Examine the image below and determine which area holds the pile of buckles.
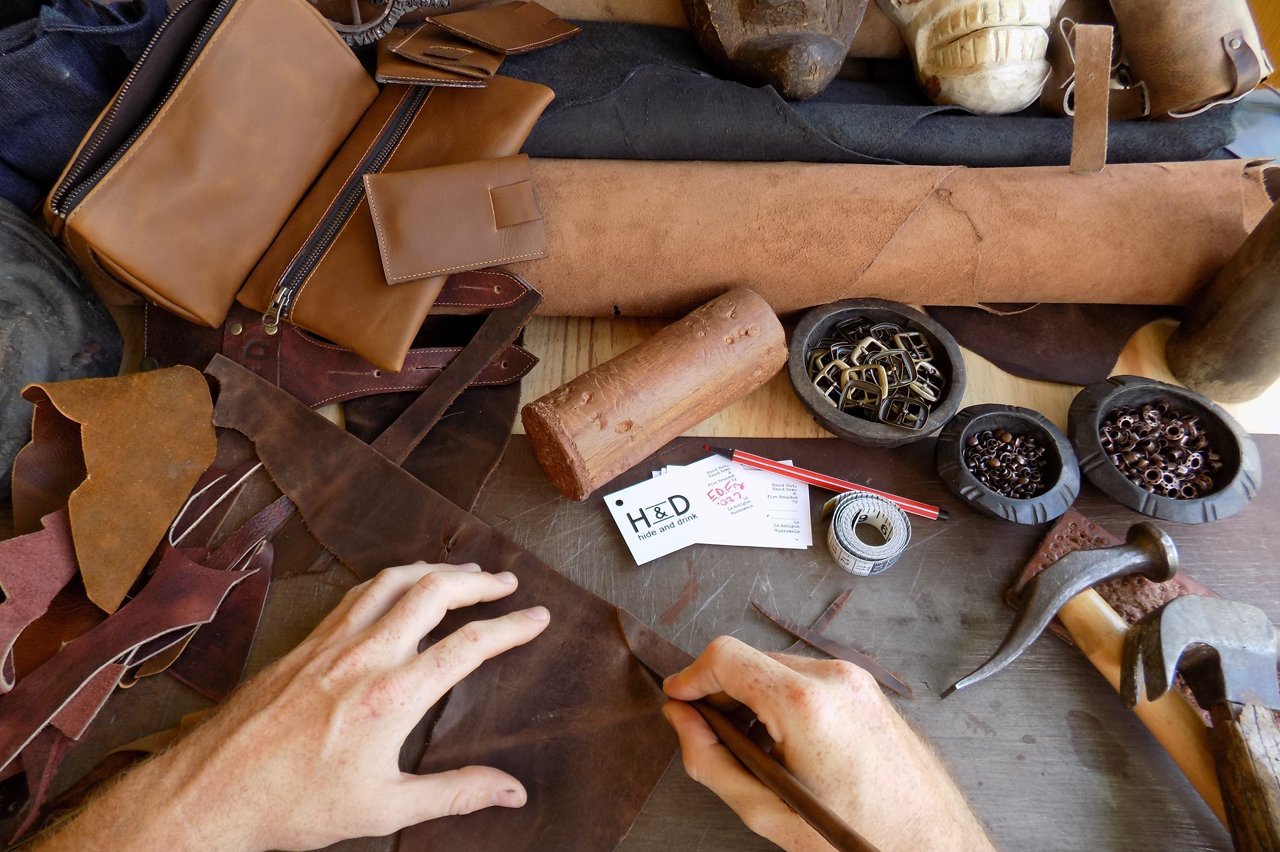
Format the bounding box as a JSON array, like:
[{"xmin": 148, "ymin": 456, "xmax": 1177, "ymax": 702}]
[{"xmin": 806, "ymin": 317, "xmax": 947, "ymax": 430}]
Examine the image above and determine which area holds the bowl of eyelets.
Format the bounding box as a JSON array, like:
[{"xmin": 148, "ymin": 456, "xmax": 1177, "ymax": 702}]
[
  {"xmin": 788, "ymin": 299, "xmax": 967, "ymax": 448},
  {"xmin": 935, "ymin": 404, "xmax": 1080, "ymax": 525},
  {"xmin": 1068, "ymin": 376, "xmax": 1262, "ymax": 524}
]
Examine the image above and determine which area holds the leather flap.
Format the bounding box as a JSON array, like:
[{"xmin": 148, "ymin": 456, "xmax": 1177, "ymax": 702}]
[
  {"xmin": 365, "ymin": 154, "xmax": 547, "ymax": 284},
  {"xmin": 392, "ymin": 23, "xmax": 504, "ymax": 78},
  {"xmin": 431, "ymin": 0, "xmax": 581, "ymax": 55},
  {"xmin": 376, "ymin": 35, "xmax": 486, "ymax": 88}
]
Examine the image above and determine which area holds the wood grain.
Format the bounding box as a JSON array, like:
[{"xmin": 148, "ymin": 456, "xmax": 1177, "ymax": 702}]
[{"xmin": 1211, "ymin": 702, "xmax": 1280, "ymax": 852}]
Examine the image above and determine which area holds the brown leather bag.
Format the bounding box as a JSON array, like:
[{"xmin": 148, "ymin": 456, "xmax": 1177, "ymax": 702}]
[{"xmin": 42, "ymin": 0, "xmax": 377, "ymax": 326}]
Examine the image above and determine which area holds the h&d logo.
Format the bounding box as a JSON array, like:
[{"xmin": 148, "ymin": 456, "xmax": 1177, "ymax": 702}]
[{"xmin": 617, "ymin": 493, "xmax": 697, "ymax": 540}]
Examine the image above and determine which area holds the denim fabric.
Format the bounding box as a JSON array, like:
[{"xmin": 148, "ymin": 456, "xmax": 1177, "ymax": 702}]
[{"xmin": 0, "ymin": 0, "xmax": 166, "ymax": 213}]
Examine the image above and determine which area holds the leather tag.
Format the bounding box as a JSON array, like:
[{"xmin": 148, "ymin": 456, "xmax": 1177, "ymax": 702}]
[
  {"xmin": 1068, "ymin": 24, "xmax": 1111, "ymax": 174},
  {"xmin": 431, "ymin": 0, "xmax": 581, "ymax": 55},
  {"xmin": 376, "ymin": 35, "xmax": 486, "ymax": 88},
  {"xmin": 365, "ymin": 154, "xmax": 548, "ymax": 284},
  {"xmin": 391, "ymin": 24, "xmax": 503, "ymax": 79}
]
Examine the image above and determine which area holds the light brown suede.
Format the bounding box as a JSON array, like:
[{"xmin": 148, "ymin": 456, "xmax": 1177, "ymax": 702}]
[{"xmin": 521, "ymin": 159, "xmax": 1277, "ymax": 317}]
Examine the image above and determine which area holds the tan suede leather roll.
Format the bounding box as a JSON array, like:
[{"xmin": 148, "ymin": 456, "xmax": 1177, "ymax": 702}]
[{"xmin": 521, "ymin": 159, "xmax": 1277, "ymax": 317}]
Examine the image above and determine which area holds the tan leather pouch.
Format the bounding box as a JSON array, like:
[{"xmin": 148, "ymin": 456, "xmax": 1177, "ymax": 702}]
[
  {"xmin": 43, "ymin": 0, "xmax": 377, "ymax": 326},
  {"xmin": 237, "ymin": 77, "xmax": 554, "ymax": 373},
  {"xmin": 376, "ymin": 32, "xmax": 486, "ymax": 88},
  {"xmin": 432, "ymin": 1, "xmax": 582, "ymax": 55},
  {"xmin": 392, "ymin": 23, "xmax": 504, "ymax": 78},
  {"xmin": 365, "ymin": 155, "xmax": 546, "ymax": 285},
  {"xmin": 1109, "ymin": 0, "xmax": 1273, "ymax": 117}
]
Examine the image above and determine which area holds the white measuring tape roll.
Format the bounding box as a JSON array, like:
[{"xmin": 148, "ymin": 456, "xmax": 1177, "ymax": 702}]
[{"xmin": 823, "ymin": 492, "xmax": 912, "ymax": 576}]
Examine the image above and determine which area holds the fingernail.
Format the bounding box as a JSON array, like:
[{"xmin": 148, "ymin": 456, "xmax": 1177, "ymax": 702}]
[
  {"xmin": 495, "ymin": 571, "xmax": 517, "ymax": 585},
  {"xmin": 459, "ymin": 563, "xmax": 482, "ymax": 572},
  {"xmin": 495, "ymin": 787, "xmax": 527, "ymax": 808},
  {"xmin": 523, "ymin": 606, "xmax": 550, "ymax": 622}
]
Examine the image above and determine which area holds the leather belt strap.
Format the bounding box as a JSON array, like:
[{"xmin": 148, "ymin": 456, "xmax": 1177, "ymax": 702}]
[{"xmin": 1069, "ymin": 24, "xmax": 1112, "ymax": 174}]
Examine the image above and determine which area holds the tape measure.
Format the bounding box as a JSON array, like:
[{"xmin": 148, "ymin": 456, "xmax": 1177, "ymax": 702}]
[{"xmin": 822, "ymin": 492, "xmax": 912, "ymax": 576}]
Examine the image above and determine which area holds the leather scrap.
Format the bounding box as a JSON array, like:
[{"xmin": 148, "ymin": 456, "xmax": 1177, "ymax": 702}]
[
  {"xmin": 205, "ymin": 355, "xmax": 676, "ymax": 852},
  {"xmin": 0, "ymin": 511, "xmax": 78, "ymax": 692},
  {"xmin": 0, "ymin": 548, "xmax": 250, "ymax": 772},
  {"xmin": 1068, "ymin": 24, "xmax": 1112, "ymax": 174},
  {"xmin": 10, "ymin": 367, "xmax": 217, "ymax": 613}
]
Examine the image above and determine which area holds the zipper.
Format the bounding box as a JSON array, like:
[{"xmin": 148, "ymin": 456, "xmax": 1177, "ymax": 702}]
[
  {"xmin": 49, "ymin": 0, "xmax": 236, "ymax": 217},
  {"xmin": 262, "ymin": 86, "xmax": 429, "ymax": 335}
]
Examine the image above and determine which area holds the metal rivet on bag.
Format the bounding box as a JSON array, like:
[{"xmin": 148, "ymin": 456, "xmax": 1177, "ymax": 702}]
[
  {"xmin": 229, "ymin": 322, "xmax": 244, "ymax": 335},
  {"xmin": 1229, "ymin": 37, "xmax": 1243, "ymax": 49}
]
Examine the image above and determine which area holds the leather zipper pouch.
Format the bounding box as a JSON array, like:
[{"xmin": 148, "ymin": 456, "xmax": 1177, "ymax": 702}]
[
  {"xmin": 43, "ymin": 0, "xmax": 377, "ymax": 326},
  {"xmin": 376, "ymin": 31, "xmax": 486, "ymax": 88},
  {"xmin": 431, "ymin": 1, "xmax": 581, "ymax": 55},
  {"xmin": 365, "ymin": 154, "xmax": 547, "ymax": 285},
  {"xmin": 391, "ymin": 23, "xmax": 504, "ymax": 78},
  {"xmin": 237, "ymin": 77, "xmax": 554, "ymax": 373}
]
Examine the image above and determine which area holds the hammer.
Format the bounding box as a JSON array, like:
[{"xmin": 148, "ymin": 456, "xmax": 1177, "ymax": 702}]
[{"xmin": 1122, "ymin": 596, "xmax": 1280, "ymax": 851}]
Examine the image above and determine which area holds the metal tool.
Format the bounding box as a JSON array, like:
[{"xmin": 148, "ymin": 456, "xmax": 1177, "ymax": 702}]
[
  {"xmin": 1122, "ymin": 596, "xmax": 1280, "ymax": 851},
  {"xmin": 943, "ymin": 522, "xmax": 1178, "ymax": 697},
  {"xmin": 750, "ymin": 599, "xmax": 914, "ymax": 699},
  {"xmin": 617, "ymin": 609, "xmax": 880, "ymax": 852}
]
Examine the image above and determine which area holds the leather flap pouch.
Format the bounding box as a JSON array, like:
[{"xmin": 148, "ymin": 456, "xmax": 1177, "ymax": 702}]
[
  {"xmin": 430, "ymin": 1, "xmax": 581, "ymax": 55},
  {"xmin": 365, "ymin": 154, "xmax": 547, "ymax": 284},
  {"xmin": 392, "ymin": 24, "xmax": 504, "ymax": 78},
  {"xmin": 376, "ymin": 34, "xmax": 486, "ymax": 87}
]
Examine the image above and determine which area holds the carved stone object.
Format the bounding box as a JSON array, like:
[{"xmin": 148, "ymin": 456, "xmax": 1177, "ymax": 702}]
[
  {"xmin": 876, "ymin": 0, "xmax": 1064, "ymax": 114},
  {"xmin": 684, "ymin": 0, "xmax": 870, "ymax": 99}
]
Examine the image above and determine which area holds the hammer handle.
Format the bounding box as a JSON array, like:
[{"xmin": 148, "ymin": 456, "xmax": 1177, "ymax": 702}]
[{"xmin": 1210, "ymin": 702, "xmax": 1280, "ymax": 851}]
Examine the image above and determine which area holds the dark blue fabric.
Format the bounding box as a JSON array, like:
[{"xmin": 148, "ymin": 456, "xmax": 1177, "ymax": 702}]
[{"xmin": 0, "ymin": 0, "xmax": 167, "ymax": 213}]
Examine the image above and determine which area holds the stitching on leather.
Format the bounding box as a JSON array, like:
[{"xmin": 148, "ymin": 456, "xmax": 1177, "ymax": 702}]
[
  {"xmin": 67, "ymin": 0, "xmax": 251, "ymax": 221},
  {"xmin": 310, "ymin": 357, "xmax": 532, "ymax": 406},
  {"xmin": 376, "ymin": 75, "xmax": 476, "ymax": 87},
  {"xmin": 385, "ymin": 250, "xmax": 546, "ymax": 284},
  {"xmin": 434, "ymin": 268, "xmax": 529, "ymax": 307}
]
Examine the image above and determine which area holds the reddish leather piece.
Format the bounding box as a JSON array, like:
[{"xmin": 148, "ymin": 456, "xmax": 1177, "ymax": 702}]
[
  {"xmin": 0, "ymin": 549, "xmax": 249, "ymax": 772},
  {"xmin": 49, "ymin": 662, "xmax": 126, "ymax": 741},
  {"xmin": 143, "ymin": 270, "xmax": 538, "ymax": 409},
  {"xmin": 10, "ymin": 728, "xmax": 75, "ymax": 844},
  {"xmin": 206, "ymin": 355, "xmax": 677, "ymax": 852},
  {"xmin": 11, "ymin": 585, "xmax": 103, "ymax": 683},
  {"xmin": 0, "ymin": 512, "xmax": 78, "ymax": 692},
  {"xmin": 9, "ymin": 398, "xmax": 84, "ymax": 538}
]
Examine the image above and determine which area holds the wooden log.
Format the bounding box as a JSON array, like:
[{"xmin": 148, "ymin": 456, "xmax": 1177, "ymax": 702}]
[{"xmin": 521, "ymin": 288, "xmax": 786, "ymax": 501}]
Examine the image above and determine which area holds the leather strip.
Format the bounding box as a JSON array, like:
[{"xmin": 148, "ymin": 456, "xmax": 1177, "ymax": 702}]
[
  {"xmin": 1223, "ymin": 30, "xmax": 1263, "ymax": 99},
  {"xmin": 0, "ymin": 512, "xmax": 78, "ymax": 693},
  {"xmin": 10, "ymin": 368, "xmax": 216, "ymax": 613},
  {"xmin": 0, "ymin": 549, "xmax": 250, "ymax": 771},
  {"xmin": 206, "ymin": 355, "xmax": 676, "ymax": 851},
  {"xmin": 1068, "ymin": 24, "xmax": 1111, "ymax": 174},
  {"xmin": 10, "ymin": 728, "xmax": 76, "ymax": 844},
  {"xmin": 782, "ymin": 589, "xmax": 852, "ymax": 654},
  {"xmin": 490, "ymin": 181, "xmax": 542, "ymax": 228}
]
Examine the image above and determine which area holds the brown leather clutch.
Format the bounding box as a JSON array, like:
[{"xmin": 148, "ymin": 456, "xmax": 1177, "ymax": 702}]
[
  {"xmin": 42, "ymin": 0, "xmax": 377, "ymax": 326},
  {"xmin": 236, "ymin": 77, "xmax": 553, "ymax": 372}
]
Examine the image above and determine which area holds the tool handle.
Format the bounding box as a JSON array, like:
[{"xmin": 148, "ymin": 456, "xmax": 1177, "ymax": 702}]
[
  {"xmin": 691, "ymin": 700, "xmax": 879, "ymax": 852},
  {"xmin": 1210, "ymin": 702, "xmax": 1280, "ymax": 851}
]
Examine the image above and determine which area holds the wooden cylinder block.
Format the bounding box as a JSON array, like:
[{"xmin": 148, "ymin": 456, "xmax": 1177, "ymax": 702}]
[{"xmin": 522, "ymin": 288, "xmax": 786, "ymax": 501}]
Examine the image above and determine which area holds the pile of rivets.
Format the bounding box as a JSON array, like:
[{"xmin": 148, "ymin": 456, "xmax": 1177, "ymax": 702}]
[
  {"xmin": 963, "ymin": 429, "xmax": 1051, "ymax": 499},
  {"xmin": 1099, "ymin": 399, "xmax": 1221, "ymax": 499},
  {"xmin": 806, "ymin": 318, "xmax": 946, "ymax": 431}
]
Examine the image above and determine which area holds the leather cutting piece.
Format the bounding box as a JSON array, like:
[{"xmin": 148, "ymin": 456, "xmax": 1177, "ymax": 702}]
[
  {"xmin": 10, "ymin": 367, "xmax": 216, "ymax": 613},
  {"xmin": 432, "ymin": 1, "xmax": 581, "ymax": 54},
  {"xmin": 392, "ymin": 23, "xmax": 505, "ymax": 78},
  {"xmin": 0, "ymin": 548, "xmax": 250, "ymax": 771},
  {"xmin": 377, "ymin": 33, "xmax": 488, "ymax": 87},
  {"xmin": 205, "ymin": 355, "xmax": 676, "ymax": 852},
  {"xmin": 0, "ymin": 512, "xmax": 78, "ymax": 693}
]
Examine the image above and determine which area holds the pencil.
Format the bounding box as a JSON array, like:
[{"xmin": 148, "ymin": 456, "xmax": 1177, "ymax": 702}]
[{"xmin": 706, "ymin": 446, "xmax": 948, "ymax": 522}]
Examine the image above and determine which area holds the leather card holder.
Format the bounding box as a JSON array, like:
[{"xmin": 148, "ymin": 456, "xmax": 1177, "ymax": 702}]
[
  {"xmin": 376, "ymin": 35, "xmax": 486, "ymax": 87},
  {"xmin": 430, "ymin": 1, "xmax": 581, "ymax": 55},
  {"xmin": 365, "ymin": 154, "xmax": 547, "ymax": 285},
  {"xmin": 391, "ymin": 24, "xmax": 503, "ymax": 79}
]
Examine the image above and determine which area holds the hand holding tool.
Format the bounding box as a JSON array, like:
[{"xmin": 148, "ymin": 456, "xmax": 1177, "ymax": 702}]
[{"xmin": 1122, "ymin": 596, "xmax": 1280, "ymax": 851}]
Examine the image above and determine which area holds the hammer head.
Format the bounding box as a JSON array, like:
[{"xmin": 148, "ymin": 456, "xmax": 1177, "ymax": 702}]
[{"xmin": 1121, "ymin": 595, "xmax": 1280, "ymax": 712}]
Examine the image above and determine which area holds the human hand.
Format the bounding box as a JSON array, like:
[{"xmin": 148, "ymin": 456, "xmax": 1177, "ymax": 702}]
[
  {"xmin": 37, "ymin": 561, "xmax": 549, "ymax": 852},
  {"xmin": 663, "ymin": 637, "xmax": 993, "ymax": 852}
]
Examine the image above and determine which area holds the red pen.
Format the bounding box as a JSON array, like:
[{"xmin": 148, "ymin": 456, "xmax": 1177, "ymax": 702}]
[{"xmin": 706, "ymin": 446, "xmax": 948, "ymax": 522}]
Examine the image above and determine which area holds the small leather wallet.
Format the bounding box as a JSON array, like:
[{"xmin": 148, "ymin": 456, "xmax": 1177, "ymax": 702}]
[
  {"xmin": 376, "ymin": 34, "xmax": 486, "ymax": 88},
  {"xmin": 364, "ymin": 154, "xmax": 547, "ymax": 285},
  {"xmin": 392, "ymin": 23, "xmax": 503, "ymax": 79},
  {"xmin": 430, "ymin": 0, "xmax": 581, "ymax": 55}
]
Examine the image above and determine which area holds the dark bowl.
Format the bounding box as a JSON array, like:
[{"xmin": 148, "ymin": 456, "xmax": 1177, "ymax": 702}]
[
  {"xmin": 788, "ymin": 299, "xmax": 967, "ymax": 448},
  {"xmin": 936, "ymin": 404, "xmax": 1080, "ymax": 525},
  {"xmin": 1068, "ymin": 376, "xmax": 1262, "ymax": 524}
]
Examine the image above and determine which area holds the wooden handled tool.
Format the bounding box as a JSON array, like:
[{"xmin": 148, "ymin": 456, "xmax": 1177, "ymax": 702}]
[{"xmin": 1123, "ymin": 596, "xmax": 1280, "ymax": 851}]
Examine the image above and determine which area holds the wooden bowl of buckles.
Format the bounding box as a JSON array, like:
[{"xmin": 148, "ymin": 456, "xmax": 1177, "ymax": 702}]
[{"xmin": 788, "ymin": 299, "xmax": 967, "ymax": 448}]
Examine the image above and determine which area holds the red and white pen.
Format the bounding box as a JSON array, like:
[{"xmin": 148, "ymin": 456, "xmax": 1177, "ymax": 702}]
[{"xmin": 707, "ymin": 446, "xmax": 948, "ymax": 522}]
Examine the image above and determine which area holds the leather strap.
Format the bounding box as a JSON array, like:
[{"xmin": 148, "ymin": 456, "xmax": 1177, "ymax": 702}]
[
  {"xmin": 1223, "ymin": 30, "xmax": 1263, "ymax": 99},
  {"xmin": 1069, "ymin": 24, "xmax": 1112, "ymax": 174}
]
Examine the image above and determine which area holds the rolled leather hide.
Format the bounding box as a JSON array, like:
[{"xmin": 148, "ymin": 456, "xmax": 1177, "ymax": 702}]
[{"xmin": 521, "ymin": 158, "xmax": 1277, "ymax": 317}]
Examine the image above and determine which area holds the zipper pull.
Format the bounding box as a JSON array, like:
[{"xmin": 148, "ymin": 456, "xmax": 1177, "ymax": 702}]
[{"xmin": 262, "ymin": 289, "xmax": 287, "ymax": 336}]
